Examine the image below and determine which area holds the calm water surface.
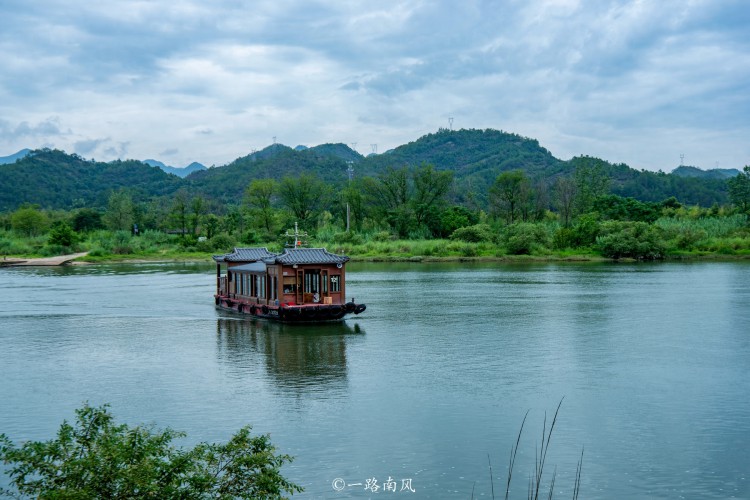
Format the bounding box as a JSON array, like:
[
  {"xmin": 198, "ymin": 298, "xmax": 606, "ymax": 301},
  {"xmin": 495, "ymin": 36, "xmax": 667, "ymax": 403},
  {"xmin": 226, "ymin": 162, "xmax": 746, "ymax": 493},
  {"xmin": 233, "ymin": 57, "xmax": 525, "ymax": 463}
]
[{"xmin": 1, "ymin": 261, "xmax": 748, "ymax": 499}]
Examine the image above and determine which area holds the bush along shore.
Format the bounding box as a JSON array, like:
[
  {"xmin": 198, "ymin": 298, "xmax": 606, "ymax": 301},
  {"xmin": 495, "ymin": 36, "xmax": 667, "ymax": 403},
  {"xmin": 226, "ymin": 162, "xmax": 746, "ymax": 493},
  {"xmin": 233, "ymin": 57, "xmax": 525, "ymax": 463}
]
[
  {"xmin": 1, "ymin": 210, "xmax": 749, "ymax": 264},
  {"xmin": 3, "ymin": 158, "xmax": 750, "ymax": 263}
]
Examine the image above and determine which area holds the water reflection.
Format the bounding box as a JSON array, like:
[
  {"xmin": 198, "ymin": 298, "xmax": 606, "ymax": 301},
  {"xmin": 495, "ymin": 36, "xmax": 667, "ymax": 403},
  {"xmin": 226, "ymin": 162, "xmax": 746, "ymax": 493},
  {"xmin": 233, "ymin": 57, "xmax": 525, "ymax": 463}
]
[{"xmin": 215, "ymin": 317, "xmax": 364, "ymax": 393}]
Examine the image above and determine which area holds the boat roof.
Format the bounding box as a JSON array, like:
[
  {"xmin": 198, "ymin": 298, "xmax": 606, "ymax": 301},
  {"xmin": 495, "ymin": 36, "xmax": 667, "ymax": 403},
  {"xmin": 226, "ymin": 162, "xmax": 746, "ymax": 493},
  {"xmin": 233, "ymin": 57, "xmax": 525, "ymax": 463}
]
[
  {"xmin": 212, "ymin": 247, "xmax": 276, "ymax": 262},
  {"xmin": 213, "ymin": 247, "xmax": 349, "ymax": 265},
  {"xmin": 271, "ymin": 248, "xmax": 350, "ymax": 265}
]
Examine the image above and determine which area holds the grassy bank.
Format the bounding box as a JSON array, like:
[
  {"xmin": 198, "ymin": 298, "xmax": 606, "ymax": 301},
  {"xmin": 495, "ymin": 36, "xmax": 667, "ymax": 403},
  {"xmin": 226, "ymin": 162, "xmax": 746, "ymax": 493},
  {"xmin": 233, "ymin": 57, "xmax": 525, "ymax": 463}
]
[{"xmin": 2, "ymin": 214, "xmax": 749, "ymax": 264}]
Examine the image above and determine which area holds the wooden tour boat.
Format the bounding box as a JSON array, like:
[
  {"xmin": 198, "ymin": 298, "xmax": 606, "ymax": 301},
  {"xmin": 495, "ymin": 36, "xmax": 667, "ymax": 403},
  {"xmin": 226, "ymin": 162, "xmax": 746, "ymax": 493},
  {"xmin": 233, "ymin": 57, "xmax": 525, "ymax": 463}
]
[{"xmin": 213, "ymin": 227, "xmax": 366, "ymax": 322}]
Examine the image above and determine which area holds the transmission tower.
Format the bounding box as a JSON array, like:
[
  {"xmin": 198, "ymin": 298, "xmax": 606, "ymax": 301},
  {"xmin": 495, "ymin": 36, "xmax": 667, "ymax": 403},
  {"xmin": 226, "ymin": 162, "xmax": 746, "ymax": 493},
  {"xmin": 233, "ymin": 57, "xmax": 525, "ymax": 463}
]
[
  {"xmin": 680, "ymin": 154, "xmax": 684, "ymax": 166},
  {"xmin": 371, "ymin": 144, "xmax": 377, "ymax": 154},
  {"xmin": 448, "ymin": 117, "xmax": 454, "ymax": 130}
]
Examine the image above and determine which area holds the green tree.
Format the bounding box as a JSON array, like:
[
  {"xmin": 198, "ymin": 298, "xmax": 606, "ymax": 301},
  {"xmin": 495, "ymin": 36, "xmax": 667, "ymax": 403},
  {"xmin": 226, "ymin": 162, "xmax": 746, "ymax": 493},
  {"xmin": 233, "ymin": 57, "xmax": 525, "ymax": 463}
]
[
  {"xmin": 0, "ymin": 403, "xmax": 302, "ymax": 499},
  {"xmin": 170, "ymin": 189, "xmax": 189, "ymax": 236},
  {"xmin": 279, "ymin": 173, "xmax": 328, "ymax": 226},
  {"xmin": 190, "ymin": 196, "xmax": 206, "ymax": 235},
  {"xmin": 728, "ymin": 166, "xmax": 750, "ymax": 213},
  {"xmin": 10, "ymin": 205, "xmax": 49, "ymax": 237},
  {"xmin": 103, "ymin": 189, "xmax": 135, "ymax": 231},
  {"xmin": 411, "ymin": 164, "xmax": 453, "ymax": 229},
  {"xmin": 572, "ymin": 157, "xmax": 610, "ymax": 216},
  {"xmin": 244, "ymin": 179, "xmax": 278, "ymax": 234},
  {"xmin": 48, "ymin": 220, "xmax": 78, "ymax": 247},
  {"xmin": 72, "ymin": 208, "xmax": 104, "ymax": 232},
  {"xmin": 364, "ymin": 167, "xmax": 413, "ymax": 237},
  {"xmin": 490, "ymin": 170, "xmax": 529, "ymax": 224},
  {"xmin": 204, "ymin": 214, "xmax": 220, "ymax": 239},
  {"xmin": 553, "ymin": 176, "xmax": 577, "ymax": 227}
]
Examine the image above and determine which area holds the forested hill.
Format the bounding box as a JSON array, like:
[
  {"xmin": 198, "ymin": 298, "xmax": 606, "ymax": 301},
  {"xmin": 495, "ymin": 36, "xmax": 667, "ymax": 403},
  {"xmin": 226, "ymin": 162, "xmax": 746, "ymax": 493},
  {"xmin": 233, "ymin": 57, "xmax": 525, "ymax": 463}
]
[
  {"xmin": 0, "ymin": 149, "xmax": 182, "ymax": 211},
  {"xmin": 184, "ymin": 143, "xmax": 363, "ymax": 203},
  {"xmin": 0, "ymin": 130, "xmax": 737, "ymax": 211},
  {"xmin": 361, "ymin": 128, "xmax": 564, "ymax": 175}
]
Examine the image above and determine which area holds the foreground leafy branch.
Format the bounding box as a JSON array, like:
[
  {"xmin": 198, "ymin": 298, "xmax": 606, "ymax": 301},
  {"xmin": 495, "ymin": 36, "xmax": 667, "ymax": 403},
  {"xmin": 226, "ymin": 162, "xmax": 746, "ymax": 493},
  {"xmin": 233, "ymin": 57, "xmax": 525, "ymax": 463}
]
[{"xmin": 0, "ymin": 403, "xmax": 302, "ymax": 499}]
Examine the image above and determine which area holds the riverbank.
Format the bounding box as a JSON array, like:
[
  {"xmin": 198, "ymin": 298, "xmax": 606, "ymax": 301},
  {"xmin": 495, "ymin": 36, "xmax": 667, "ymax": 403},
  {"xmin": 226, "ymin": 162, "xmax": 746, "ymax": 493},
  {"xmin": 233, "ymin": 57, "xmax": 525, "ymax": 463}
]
[{"xmin": 5, "ymin": 249, "xmax": 748, "ymax": 267}]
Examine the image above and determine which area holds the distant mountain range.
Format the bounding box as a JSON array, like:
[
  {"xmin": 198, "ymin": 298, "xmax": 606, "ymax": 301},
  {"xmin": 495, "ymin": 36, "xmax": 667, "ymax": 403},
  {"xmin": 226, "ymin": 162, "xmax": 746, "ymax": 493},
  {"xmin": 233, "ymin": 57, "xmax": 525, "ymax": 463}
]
[
  {"xmin": 0, "ymin": 149, "xmax": 206, "ymax": 177},
  {"xmin": 0, "ymin": 148, "xmax": 31, "ymax": 164},
  {"xmin": 670, "ymin": 165, "xmax": 741, "ymax": 180},
  {"xmin": 143, "ymin": 159, "xmax": 207, "ymax": 178},
  {"xmin": 0, "ymin": 129, "xmax": 740, "ymax": 211}
]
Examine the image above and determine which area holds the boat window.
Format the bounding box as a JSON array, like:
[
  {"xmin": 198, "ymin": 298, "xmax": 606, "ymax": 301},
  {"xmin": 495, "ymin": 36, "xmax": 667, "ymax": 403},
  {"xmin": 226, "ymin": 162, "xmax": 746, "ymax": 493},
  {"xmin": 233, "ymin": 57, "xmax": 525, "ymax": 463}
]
[
  {"xmin": 304, "ymin": 270, "xmax": 320, "ymax": 294},
  {"xmin": 283, "ymin": 276, "xmax": 296, "ymax": 294},
  {"xmin": 322, "ymin": 271, "xmax": 328, "ymax": 294},
  {"xmin": 330, "ymin": 275, "xmax": 340, "ymax": 292}
]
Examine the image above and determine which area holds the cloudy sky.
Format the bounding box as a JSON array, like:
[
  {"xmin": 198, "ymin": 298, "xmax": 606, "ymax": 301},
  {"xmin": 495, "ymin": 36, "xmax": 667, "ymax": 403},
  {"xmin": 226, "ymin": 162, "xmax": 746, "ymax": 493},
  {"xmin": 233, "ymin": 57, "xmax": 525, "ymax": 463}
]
[{"xmin": 1, "ymin": 0, "xmax": 748, "ymax": 171}]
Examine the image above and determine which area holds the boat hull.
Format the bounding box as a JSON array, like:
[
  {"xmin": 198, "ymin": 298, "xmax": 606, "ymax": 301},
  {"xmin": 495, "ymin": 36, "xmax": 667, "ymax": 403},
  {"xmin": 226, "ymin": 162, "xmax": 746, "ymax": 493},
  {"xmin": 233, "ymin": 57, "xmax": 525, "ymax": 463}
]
[{"xmin": 214, "ymin": 296, "xmax": 366, "ymax": 323}]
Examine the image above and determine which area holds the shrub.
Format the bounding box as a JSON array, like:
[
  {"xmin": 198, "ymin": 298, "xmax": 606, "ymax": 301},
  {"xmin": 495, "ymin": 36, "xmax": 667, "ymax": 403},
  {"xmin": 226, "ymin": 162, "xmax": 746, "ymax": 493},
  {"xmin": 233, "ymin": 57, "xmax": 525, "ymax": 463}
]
[
  {"xmin": 331, "ymin": 231, "xmax": 364, "ymax": 245},
  {"xmin": 571, "ymin": 213, "xmax": 601, "ymax": 247},
  {"xmin": 504, "ymin": 223, "xmax": 550, "ymax": 255},
  {"xmin": 450, "ymin": 223, "xmax": 494, "ymax": 243},
  {"xmin": 552, "ymin": 227, "xmax": 576, "ymax": 250},
  {"xmin": 372, "ymin": 231, "xmax": 393, "ymax": 242},
  {"xmin": 0, "ymin": 403, "xmax": 302, "ymax": 499},
  {"xmin": 209, "ymin": 233, "xmax": 237, "ymax": 253},
  {"xmin": 596, "ymin": 221, "xmax": 666, "ymax": 259},
  {"xmin": 48, "ymin": 221, "xmax": 78, "ymax": 248}
]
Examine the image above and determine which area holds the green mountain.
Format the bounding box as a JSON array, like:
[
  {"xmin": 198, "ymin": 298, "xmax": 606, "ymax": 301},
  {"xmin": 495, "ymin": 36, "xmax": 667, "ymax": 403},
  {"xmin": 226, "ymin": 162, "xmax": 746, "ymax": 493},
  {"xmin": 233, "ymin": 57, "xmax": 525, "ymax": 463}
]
[
  {"xmin": 0, "ymin": 149, "xmax": 182, "ymax": 211},
  {"xmin": 185, "ymin": 143, "xmax": 361, "ymax": 203},
  {"xmin": 0, "ymin": 131, "xmax": 735, "ymax": 212}
]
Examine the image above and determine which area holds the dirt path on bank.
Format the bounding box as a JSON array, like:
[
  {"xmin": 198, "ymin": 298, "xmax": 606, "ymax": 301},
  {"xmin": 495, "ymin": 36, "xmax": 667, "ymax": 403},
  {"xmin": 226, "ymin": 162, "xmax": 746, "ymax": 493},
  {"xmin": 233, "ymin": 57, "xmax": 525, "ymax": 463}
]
[{"xmin": 1, "ymin": 252, "xmax": 90, "ymax": 267}]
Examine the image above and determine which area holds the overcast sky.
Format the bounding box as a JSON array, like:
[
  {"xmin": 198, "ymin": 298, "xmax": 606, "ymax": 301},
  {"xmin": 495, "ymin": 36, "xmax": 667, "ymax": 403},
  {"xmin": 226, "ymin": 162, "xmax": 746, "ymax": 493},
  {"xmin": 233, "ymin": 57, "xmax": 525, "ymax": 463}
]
[{"xmin": 1, "ymin": 0, "xmax": 748, "ymax": 171}]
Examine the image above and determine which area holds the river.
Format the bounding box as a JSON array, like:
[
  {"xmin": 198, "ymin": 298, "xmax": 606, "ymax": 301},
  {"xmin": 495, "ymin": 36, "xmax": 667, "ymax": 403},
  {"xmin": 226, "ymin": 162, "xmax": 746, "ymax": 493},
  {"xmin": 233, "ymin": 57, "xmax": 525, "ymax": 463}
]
[{"xmin": 1, "ymin": 261, "xmax": 748, "ymax": 498}]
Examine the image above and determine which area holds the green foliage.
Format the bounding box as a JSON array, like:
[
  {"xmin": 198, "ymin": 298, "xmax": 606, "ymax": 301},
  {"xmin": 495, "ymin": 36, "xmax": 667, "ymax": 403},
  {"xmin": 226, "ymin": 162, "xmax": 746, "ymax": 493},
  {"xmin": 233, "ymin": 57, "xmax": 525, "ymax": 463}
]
[
  {"xmin": 490, "ymin": 170, "xmax": 529, "ymax": 224},
  {"xmin": 279, "ymin": 173, "xmax": 329, "ymax": 226},
  {"xmin": 0, "ymin": 403, "xmax": 302, "ymax": 499},
  {"xmin": 72, "ymin": 208, "xmax": 104, "ymax": 232},
  {"xmin": 727, "ymin": 166, "xmax": 750, "ymax": 213},
  {"xmin": 48, "ymin": 220, "xmax": 78, "ymax": 247},
  {"xmin": 450, "ymin": 223, "xmax": 494, "ymax": 243},
  {"xmin": 0, "ymin": 149, "xmax": 183, "ymax": 212},
  {"xmin": 438, "ymin": 205, "xmax": 479, "ymax": 237},
  {"xmin": 552, "ymin": 227, "xmax": 576, "ymax": 250},
  {"xmin": 10, "ymin": 205, "xmax": 49, "ymax": 237},
  {"xmin": 503, "ymin": 223, "xmax": 550, "ymax": 255},
  {"xmin": 572, "ymin": 156, "xmax": 610, "ymax": 216},
  {"xmin": 244, "ymin": 178, "xmax": 279, "ymax": 234},
  {"xmin": 596, "ymin": 221, "xmax": 667, "ymax": 259},
  {"xmin": 103, "ymin": 189, "xmax": 135, "ymax": 231},
  {"xmin": 205, "ymin": 233, "xmax": 237, "ymax": 253},
  {"xmin": 571, "ymin": 213, "xmax": 601, "ymax": 247},
  {"xmin": 592, "ymin": 194, "xmax": 661, "ymax": 223}
]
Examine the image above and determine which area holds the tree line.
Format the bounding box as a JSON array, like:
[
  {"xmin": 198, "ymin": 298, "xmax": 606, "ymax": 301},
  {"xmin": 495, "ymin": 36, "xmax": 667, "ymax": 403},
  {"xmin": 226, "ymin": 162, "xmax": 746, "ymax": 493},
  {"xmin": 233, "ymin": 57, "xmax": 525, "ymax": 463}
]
[{"xmin": 2, "ymin": 161, "xmax": 749, "ymax": 260}]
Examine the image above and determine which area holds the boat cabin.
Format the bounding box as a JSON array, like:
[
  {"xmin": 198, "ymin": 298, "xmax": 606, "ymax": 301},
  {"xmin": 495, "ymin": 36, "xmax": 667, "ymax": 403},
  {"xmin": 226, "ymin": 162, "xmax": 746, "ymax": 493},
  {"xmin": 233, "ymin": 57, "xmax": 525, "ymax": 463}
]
[{"xmin": 214, "ymin": 247, "xmax": 348, "ymax": 307}]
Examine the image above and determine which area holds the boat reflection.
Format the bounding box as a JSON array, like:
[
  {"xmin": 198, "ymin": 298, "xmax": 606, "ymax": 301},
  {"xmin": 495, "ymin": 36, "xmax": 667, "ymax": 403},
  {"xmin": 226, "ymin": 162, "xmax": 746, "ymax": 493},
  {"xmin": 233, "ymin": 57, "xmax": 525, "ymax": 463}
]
[{"xmin": 215, "ymin": 315, "xmax": 364, "ymax": 393}]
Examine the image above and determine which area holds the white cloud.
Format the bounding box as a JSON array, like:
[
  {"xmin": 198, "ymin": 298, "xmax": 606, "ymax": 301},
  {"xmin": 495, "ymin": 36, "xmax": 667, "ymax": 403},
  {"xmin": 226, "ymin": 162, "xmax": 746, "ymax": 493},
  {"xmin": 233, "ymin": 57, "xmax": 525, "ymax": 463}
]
[{"xmin": 0, "ymin": 0, "xmax": 747, "ymax": 170}]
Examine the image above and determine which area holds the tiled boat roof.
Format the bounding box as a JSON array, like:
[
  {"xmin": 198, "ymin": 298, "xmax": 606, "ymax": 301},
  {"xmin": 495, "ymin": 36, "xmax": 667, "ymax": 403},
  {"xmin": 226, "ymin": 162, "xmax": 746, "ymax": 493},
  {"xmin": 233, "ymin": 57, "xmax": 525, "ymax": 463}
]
[
  {"xmin": 213, "ymin": 247, "xmax": 349, "ymax": 265},
  {"xmin": 212, "ymin": 247, "xmax": 276, "ymax": 262},
  {"xmin": 271, "ymin": 248, "xmax": 350, "ymax": 265}
]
